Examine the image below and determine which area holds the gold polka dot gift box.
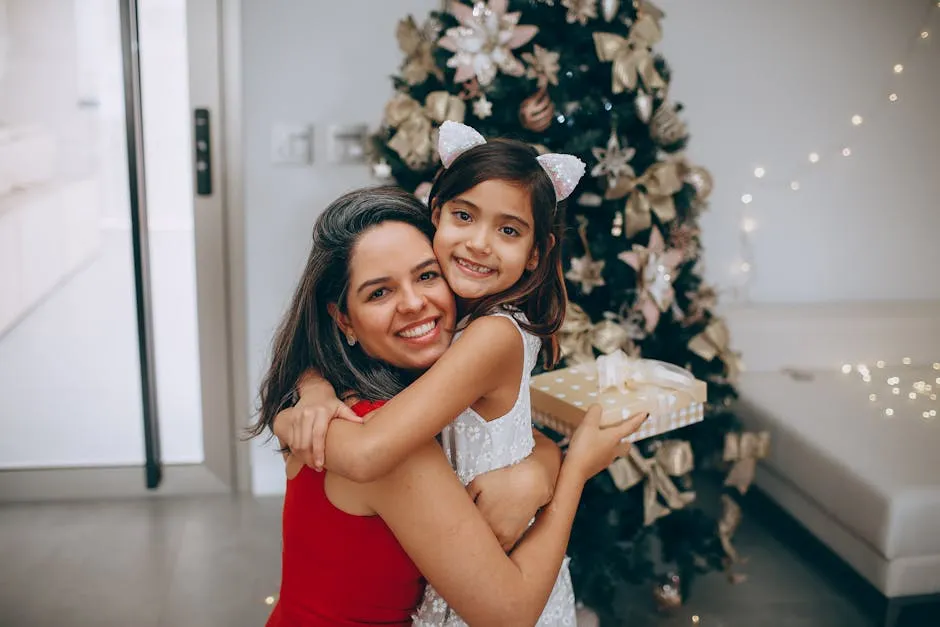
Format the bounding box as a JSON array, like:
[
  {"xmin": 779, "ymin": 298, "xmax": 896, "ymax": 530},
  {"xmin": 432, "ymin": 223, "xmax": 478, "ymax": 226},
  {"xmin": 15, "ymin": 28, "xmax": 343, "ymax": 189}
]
[{"xmin": 530, "ymin": 351, "xmax": 707, "ymax": 441}]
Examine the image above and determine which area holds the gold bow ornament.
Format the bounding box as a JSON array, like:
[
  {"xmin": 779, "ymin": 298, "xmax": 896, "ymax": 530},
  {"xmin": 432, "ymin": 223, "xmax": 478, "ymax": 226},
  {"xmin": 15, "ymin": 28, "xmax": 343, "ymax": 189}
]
[
  {"xmin": 685, "ymin": 163, "xmax": 714, "ymax": 203},
  {"xmin": 559, "ymin": 305, "xmax": 648, "ymax": 365},
  {"xmin": 604, "ymin": 160, "xmax": 683, "ymax": 238},
  {"xmin": 592, "ymin": 14, "xmax": 666, "ymax": 95},
  {"xmin": 396, "ymin": 16, "xmax": 444, "ymax": 86},
  {"xmin": 559, "ymin": 302, "xmax": 596, "ymax": 365},
  {"xmin": 607, "ymin": 440, "xmax": 696, "ymax": 525},
  {"xmin": 688, "ymin": 317, "xmax": 743, "ymax": 383},
  {"xmin": 718, "ymin": 494, "xmax": 749, "ymax": 583},
  {"xmin": 723, "ymin": 431, "xmax": 771, "ymax": 494},
  {"xmin": 636, "ymin": 0, "xmax": 665, "ymax": 26},
  {"xmin": 385, "ymin": 91, "xmax": 466, "ymax": 170}
]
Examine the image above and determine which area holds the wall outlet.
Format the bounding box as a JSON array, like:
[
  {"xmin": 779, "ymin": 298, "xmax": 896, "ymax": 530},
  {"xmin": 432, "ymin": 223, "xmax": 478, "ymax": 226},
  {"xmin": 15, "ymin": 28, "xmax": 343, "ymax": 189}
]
[
  {"xmin": 327, "ymin": 124, "xmax": 369, "ymax": 165},
  {"xmin": 271, "ymin": 124, "xmax": 312, "ymax": 165}
]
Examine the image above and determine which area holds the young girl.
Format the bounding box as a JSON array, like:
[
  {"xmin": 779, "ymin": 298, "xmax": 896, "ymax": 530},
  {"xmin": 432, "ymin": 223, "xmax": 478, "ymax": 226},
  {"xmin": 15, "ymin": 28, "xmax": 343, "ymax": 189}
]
[{"xmin": 275, "ymin": 123, "xmax": 632, "ymax": 625}]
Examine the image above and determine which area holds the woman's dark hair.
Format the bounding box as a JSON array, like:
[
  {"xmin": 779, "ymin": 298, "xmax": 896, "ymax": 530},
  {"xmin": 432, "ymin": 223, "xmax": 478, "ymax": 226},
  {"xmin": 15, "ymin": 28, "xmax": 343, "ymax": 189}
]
[
  {"xmin": 247, "ymin": 186, "xmax": 437, "ymax": 440},
  {"xmin": 428, "ymin": 138, "xmax": 568, "ymax": 367}
]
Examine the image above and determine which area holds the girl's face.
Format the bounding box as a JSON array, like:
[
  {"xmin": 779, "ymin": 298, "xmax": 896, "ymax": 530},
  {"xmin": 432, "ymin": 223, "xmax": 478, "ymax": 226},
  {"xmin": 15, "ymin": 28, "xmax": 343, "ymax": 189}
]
[
  {"xmin": 431, "ymin": 179, "xmax": 539, "ymax": 303},
  {"xmin": 332, "ymin": 221, "xmax": 456, "ymax": 371}
]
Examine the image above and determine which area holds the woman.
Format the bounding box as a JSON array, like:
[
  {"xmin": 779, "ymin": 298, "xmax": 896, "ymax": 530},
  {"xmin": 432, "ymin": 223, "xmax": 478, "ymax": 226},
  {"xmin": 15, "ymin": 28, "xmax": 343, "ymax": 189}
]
[{"xmin": 250, "ymin": 187, "xmax": 645, "ymax": 626}]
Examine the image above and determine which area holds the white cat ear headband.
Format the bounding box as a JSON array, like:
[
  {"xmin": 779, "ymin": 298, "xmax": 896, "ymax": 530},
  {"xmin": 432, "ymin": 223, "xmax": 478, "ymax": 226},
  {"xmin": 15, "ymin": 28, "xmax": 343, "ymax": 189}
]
[{"xmin": 437, "ymin": 120, "xmax": 586, "ymax": 203}]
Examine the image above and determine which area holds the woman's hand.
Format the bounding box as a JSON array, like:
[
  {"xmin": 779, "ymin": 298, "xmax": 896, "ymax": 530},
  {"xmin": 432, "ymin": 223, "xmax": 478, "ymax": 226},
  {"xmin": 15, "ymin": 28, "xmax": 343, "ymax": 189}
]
[{"xmin": 563, "ymin": 405, "xmax": 648, "ymax": 483}]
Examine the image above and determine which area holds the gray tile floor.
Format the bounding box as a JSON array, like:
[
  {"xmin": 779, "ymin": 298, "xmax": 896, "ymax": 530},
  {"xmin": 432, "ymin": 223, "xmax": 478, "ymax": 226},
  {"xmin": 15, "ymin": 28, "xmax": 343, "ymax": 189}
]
[{"xmin": 0, "ymin": 493, "xmax": 935, "ymax": 627}]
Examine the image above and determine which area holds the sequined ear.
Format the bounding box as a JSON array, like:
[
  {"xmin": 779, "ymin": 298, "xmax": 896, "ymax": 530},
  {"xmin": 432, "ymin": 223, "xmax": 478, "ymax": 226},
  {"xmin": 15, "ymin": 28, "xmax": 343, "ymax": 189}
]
[
  {"xmin": 438, "ymin": 120, "xmax": 487, "ymax": 168},
  {"xmin": 536, "ymin": 153, "xmax": 586, "ymax": 202}
]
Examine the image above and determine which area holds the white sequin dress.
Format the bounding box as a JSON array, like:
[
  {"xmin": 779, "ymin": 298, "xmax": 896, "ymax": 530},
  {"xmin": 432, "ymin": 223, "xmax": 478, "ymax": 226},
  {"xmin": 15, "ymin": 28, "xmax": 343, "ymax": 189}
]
[{"xmin": 412, "ymin": 310, "xmax": 576, "ymax": 627}]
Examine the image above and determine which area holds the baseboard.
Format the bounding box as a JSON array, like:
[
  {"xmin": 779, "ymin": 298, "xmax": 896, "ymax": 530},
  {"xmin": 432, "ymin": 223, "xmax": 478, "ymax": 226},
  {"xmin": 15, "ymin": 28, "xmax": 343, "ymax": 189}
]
[{"xmin": 0, "ymin": 464, "xmax": 231, "ymax": 503}]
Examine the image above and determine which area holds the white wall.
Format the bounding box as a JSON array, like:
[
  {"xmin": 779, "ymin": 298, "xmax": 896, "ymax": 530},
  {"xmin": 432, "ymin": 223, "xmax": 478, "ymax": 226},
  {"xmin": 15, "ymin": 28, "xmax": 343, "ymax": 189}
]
[
  {"xmin": 240, "ymin": 0, "xmax": 940, "ymax": 493},
  {"xmin": 0, "ymin": 1, "xmax": 9, "ymax": 82},
  {"xmin": 241, "ymin": 0, "xmax": 440, "ymax": 493},
  {"xmin": 655, "ymin": 0, "xmax": 940, "ymax": 303}
]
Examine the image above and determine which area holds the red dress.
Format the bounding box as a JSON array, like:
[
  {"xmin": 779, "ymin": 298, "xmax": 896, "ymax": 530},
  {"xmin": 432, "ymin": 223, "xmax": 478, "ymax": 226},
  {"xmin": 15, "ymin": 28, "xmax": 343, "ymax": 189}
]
[{"xmin": 267, "ymin": 400, "xmax": 425, "ymax": 626}]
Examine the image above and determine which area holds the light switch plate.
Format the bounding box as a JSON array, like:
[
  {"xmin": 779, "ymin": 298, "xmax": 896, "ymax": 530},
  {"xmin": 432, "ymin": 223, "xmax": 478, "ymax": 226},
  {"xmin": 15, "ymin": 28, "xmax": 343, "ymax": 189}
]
[
  {"xmin": 327, "ymin": 124, "xmax": 369, "ymax": 164},
  {"xmin": 271, "ymin": 124, "xmax": 313, "ymax": 165}
]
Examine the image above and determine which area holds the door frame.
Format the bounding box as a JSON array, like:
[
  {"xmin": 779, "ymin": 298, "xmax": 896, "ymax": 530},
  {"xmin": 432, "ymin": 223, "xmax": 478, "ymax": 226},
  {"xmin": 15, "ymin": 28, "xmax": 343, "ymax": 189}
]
[
  {"xmin": 0, "ymin": 0, "xmax": 250, "ymax": 501},
  {"xmin": 219, "ymin": 0, "xmax": 253, "ymax": 494}
]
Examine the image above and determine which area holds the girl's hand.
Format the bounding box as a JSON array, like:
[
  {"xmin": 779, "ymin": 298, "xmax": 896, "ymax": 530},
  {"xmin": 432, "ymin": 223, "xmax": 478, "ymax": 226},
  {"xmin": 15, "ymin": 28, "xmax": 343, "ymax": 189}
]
[
  {"xmin": 563, "ymin": 405, "xmax": 648, "ymax": 483},
  {"xmin": 272, "ymin": 399, "xmax": 363, "ymax": 471}
]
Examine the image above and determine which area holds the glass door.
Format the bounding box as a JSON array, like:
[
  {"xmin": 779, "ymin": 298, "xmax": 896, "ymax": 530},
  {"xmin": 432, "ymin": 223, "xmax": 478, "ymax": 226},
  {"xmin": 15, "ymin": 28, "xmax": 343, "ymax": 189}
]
[{"xmin": 0, "ymin": 0, "xmax": 236, "ymax": 498}]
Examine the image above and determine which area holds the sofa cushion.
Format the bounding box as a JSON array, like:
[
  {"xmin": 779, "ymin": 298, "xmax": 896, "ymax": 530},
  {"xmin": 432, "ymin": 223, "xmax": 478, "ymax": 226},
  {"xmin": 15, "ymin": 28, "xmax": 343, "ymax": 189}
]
[{"xmin": 735, "ymin": 367, "xmax": 940, "ymax": 562}]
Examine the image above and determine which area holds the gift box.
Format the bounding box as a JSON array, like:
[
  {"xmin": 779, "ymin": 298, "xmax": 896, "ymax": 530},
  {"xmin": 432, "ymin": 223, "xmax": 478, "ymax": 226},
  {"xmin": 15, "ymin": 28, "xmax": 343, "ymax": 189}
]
[{"xmin": 530, "ymin": 351, "xmax": 707, "ymax": 442}]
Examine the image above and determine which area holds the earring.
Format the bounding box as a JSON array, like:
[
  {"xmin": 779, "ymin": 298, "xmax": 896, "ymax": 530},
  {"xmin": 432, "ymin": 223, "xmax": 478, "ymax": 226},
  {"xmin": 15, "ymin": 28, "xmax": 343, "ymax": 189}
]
[{"xmin": 346, "ymin": 333, "xmax": 356, "ymax": 347}]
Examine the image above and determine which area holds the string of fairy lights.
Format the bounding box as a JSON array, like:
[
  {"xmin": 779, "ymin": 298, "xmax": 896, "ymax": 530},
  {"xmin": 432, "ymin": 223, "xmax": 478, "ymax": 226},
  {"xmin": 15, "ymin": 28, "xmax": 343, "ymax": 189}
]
[
  {"xmin": 729, "ymin": 1, "xmax": 939, "ymax": 301},
  {"xmin": 842, "ymin": 359, "xmax": 940, "ymax": 422}
]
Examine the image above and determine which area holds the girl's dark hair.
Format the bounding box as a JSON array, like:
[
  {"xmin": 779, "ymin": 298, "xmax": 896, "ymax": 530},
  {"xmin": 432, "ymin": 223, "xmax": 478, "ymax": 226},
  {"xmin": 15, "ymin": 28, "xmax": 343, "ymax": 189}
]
[
  {"xmin": 247, "ymin": 186, "xmax": 436, "ymax": 440},
  {"xmin": 428, "ymin": 138, "xmax": 568, "ymax": 367}
]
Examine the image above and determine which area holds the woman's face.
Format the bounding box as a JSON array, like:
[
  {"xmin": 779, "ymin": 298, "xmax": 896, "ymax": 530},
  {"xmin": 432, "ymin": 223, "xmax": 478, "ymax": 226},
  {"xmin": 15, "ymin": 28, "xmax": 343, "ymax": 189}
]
[{"xmin": 334, "ymin": 221, "xmax": 456, "ymax": 371}]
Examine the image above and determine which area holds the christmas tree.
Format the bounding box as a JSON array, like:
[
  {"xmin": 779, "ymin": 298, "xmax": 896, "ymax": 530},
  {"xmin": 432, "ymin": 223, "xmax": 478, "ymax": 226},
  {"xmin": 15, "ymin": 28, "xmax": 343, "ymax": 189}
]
[{"xmin": 370, "ymin": 0, "xmax": 750, "ymax": 619}]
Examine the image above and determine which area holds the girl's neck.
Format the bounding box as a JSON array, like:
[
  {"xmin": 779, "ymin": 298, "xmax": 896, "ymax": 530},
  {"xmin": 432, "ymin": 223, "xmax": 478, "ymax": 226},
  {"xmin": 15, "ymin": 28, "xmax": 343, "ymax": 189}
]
[
  {"xmin": 455, "ymin": 296, "xmax": 476, "ymax": 319},
  {"xmin": 457, "ymin": 295, "xmax": 523, "ymax": 320}
]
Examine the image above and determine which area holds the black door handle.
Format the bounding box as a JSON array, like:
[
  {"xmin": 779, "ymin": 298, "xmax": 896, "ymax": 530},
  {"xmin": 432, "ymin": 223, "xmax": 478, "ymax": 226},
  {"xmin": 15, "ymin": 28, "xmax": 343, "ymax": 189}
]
[{"xmin": 194, "ymin": 108, "xmax": 212, "ymax": 196}]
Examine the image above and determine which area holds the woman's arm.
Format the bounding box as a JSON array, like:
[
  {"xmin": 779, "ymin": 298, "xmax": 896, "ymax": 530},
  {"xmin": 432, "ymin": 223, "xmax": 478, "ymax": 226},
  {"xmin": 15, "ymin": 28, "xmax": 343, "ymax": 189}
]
[
  {"xmin": 323, "ymin": 315, "xmax": 525, "ymax": 482},
  {"xmin": 366, "ymin": 406, "xmax": 644, "ymax": 625},
  {"xmin": 368, "ymin": 441, "xmax": 577, "ymax": 625}
]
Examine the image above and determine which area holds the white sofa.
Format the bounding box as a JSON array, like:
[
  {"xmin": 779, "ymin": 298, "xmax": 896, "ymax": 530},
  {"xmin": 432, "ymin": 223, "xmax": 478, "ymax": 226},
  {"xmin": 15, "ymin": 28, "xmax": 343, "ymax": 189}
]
[
  {"xmin": 0, "ymin": 179, "xmax": 102, "ymax": 337},
  {"xmin": 0, "ymin": 123, "xmax": 100, "ymax": 337},
  {"xmin": 725, "ymin": 301, "xmax": 940, "ymax": 626},
  {"xmin": 0, "ymin": 125, "xmax": 57, "ymax": 196}
]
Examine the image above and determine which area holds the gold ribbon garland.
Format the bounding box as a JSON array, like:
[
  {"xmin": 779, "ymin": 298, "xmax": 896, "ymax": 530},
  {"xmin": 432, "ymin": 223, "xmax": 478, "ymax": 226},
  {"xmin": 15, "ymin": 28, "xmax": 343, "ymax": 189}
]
[
  {"xmin": 607, "ymin": 441, "xmax": 696, "ymax": 526},
  {"xmin": 385, "ymin": 91, "xmax": 466, "ymax": 170},
  {"xmin": 688, "ymin": 317, "xmax": 743, "ymax": 383},
  {"xmin": 723, "ymin": 431, "xmax": 771, "ymax": 494},
  {"xmin": 605, "ymin": 160, "xmax": 683, "ymax": 238},
  {"xmin": 592, "ymin": 15, "xmax": 666, "ymax": 95}
]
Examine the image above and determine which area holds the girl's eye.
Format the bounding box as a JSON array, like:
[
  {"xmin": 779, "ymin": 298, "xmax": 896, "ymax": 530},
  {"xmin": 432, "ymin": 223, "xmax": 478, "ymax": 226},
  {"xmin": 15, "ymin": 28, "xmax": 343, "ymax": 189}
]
[
  {"xmin": 453, "ymin": 210, "xmax": 472, "ymax": 222},
  {"xmin": 368, "ymin": 288, "xmax": 388, "ymax": 301},
  {"xmin": 418, "ymin": 270, "xmax": 440, "ymax": 281},
  {"xmin": 500, "ymin": 226, "xmax": 519, "ymax": 237}
]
